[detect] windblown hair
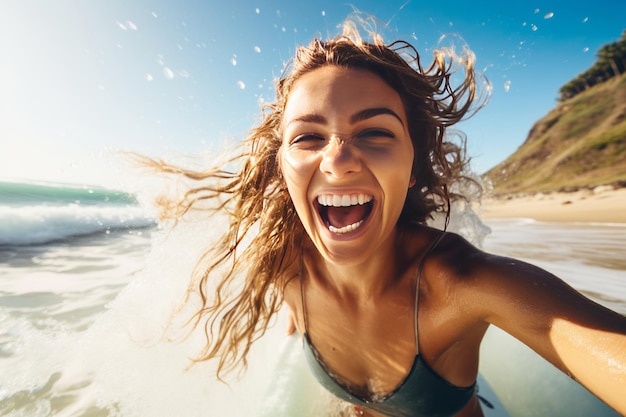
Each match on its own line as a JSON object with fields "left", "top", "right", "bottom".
{"left": 148, "top": 18, "right": 488, "bottom": 378}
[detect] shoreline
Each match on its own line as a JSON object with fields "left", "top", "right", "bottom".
{"left": 480, "top": 186, "right": 626, "bottom": 224}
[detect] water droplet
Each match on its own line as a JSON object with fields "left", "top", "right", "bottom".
{"left": 145, "top": 73, "right": 153, "bottom": 81}
{"left": 504, "top": 80, "right": 511, "bottom": 92}
{"left": 534, "top": 8, "right": 540, "bottom": 14}
{"left": 151, "top": 11, "right": 158, "bottom": 18}
{"left": 544, "top": 12, "right": 553, "bottom": 19}
{"left": 253, "top": 46, "right": 261, "bottom": 53}
{"left": 322, "top": 10, "right": 326, "bottom": 16}
{"left": 116, "top": 21, "right": 127, "bottom": 31}
{"left": 163, "top": 67, "right": 174, "bottom": 79}
{"left": 127, "top": 21, "right": 138, "bottom": 30}
{"left": 583, "top": 47, "right": 589, "bottom": 52}
{"left": 582, "top": 17, "right": 589, "bottom": 23}
{"left": 255, "top": 8, "right": 260, "bottom": 14}
{"left": 237, "top": 81, "right": 246, "bottom": 89}
{"left": 231, "top": 55, "right": 237, "bottom": 66}
{"left": 531, "top": 24, "right": 538, "bottom": 31}
{"left": 281, "top": 27, "right": 286, "bottom": 32}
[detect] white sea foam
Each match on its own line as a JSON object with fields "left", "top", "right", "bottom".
{"left": 0, "top": 204, "right": 155, "bottom": 246}
{"left": 0, "top": 198, "right": 623, "bottom": 416}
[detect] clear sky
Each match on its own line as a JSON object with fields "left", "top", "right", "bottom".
{"left": 1, "top": 0, "right": 624, "bottom": 188}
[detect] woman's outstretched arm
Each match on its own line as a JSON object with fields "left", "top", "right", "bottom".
{"left": 462, "top": 247, "right": 626, "bottom": 415}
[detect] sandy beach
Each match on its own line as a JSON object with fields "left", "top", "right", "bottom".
{"left": 480, "top": 186, "right": 626, "bottom": 224}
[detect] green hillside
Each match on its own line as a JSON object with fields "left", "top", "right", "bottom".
{"left": 484, "top": 31, "right": 626, "bottom": 195}
{"left": 484, "top": 72, "right": 626, "bottom": 195}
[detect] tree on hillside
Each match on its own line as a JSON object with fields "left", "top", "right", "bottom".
{"left": 559, "top": 30, "right": 626, "bottom": 101}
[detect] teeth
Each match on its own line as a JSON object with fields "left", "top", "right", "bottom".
{"left": 329, "top": 220, "right": 364, "bottom": 234}
{"left": 317, "top": 193, "right": 373, "bottom": 207}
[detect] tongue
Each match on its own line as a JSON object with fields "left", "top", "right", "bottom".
{"left": 326, "top": 205, "right": 368, "bottom": 228}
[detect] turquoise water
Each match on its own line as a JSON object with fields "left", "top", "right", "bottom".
{"left": 0, "top": 181, "right": 137, "bottom": 207}
{"left": 0, "top": 180, "right": 155, "bottom": 246}
{"left": 0, "top": 184, "right": 623, "bottom": 417}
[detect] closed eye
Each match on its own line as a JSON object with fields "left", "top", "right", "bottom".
{"left": 291, "top": 133, "right": 325, "bottom": 144}
{"left": 356, "top": 129, "right": 396, "bottom": 139}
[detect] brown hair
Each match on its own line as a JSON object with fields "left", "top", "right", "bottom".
{"left": 147, "top": 18, "right": 488, "bottom": 378}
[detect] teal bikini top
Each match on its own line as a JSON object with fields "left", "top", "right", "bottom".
{"left": 300, "top": 233, "right": 476, "bottom": 417}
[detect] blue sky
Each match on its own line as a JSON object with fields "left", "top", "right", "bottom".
{"left": 1, "top": 0, "right": 624, "bottom": 187}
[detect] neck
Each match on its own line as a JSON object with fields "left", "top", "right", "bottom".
{"left": 305, "top": 229, "right": 408, "bottom": 299}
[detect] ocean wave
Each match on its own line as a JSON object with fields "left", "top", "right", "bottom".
{"left": 0, "top": 204, "right": 156, "bottom": 246}
{"left": 0, "top": 180, "right": 137, "bottom": 207}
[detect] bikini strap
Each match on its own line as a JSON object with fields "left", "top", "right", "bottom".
{"left": 301, "top": 230, "right": 446, "bottom": 348}
{"left": 299, "top": 254, "right": 309, "bottom": 333}
{"left": 414, "top": 231, "right": 447, "bottom": 354}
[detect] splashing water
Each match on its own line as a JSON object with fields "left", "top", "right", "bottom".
{"left": 1, "top": 178, "right": 619, "bottom": 417}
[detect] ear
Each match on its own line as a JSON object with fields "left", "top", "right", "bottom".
{"left": 409, "top": 175, "right": 416, "bottom": 188}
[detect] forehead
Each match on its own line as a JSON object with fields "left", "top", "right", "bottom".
{"left": 282, "top": 66, "right": 406, "bottom": 124}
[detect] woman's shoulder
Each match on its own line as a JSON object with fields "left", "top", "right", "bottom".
{"left": 413, "top": 226, "right": 560, "bottom": 306}
{"left": 404, "top": 225, "right": 494, "bottom": 287}
{"left": 404, "top": 225, "right": 483, "bottom": 264}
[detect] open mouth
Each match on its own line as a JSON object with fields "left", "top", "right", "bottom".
{"left": 316, "top": 193, "right": 374, "bottom": 234}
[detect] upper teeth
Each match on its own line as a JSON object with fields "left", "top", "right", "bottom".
{"left": 317, "top": 194, "right": 373, "bottom": 207}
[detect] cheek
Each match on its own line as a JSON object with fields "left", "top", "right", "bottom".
{"left": 389, "top": 146, "right": 414, "bottom": 183}
{"left": 279, "top": 150, "right": 314, "bottom": 218}
{"left": 280, "top": 148, "right": 319, "bottom": 189}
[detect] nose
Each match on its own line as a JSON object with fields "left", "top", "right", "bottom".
{"left": 319, "top": 136, "right": 361, "bottom": 178}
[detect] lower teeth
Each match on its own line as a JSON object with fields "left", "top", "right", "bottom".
{"left": 328, "top": 220, "right": 364, "bottom": 234}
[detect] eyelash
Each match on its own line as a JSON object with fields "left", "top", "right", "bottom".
{"left": 292, "top": 129, "right": 395, "bottom": 144}
{"left": 292, "top": 133, "right": 324, "bottom": 143}
{"left": 357, "top": 129, "right": 395, "bottom": 139}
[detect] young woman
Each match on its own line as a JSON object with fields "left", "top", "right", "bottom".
{"left": 150, "top": 20, "right": 626, "bottom": 417}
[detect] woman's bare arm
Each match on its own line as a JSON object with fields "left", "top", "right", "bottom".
{"left": 462, "top": 248, "right": 626, "bottom": 414}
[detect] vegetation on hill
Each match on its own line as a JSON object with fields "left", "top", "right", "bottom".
{"left": 484, "top": 34, "right": 626, "bottom": 196}
{"left": 559, "top": 31, "right": 626, "bottom": 101}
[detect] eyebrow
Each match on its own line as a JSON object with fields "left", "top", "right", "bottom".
{"left": 350, "top": 107, "right": 405, "bottom": 127}
{"left": 287, "top": 107, "right": 405, "bottom": 128}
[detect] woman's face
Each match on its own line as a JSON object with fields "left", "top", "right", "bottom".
{"left": 279, "top": 66, "right": 415, "bottom": 264}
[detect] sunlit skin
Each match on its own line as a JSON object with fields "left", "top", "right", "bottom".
{"left": 279, "top": 66, "right": 626, "bottom": 417}
{"left": 280, "top": 66, "right": 415, "bottom": 269}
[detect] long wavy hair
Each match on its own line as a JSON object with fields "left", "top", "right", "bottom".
{"left": 146, "top": 18, "right": 488, "bottom": 378}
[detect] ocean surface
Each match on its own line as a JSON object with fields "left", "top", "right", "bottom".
{"left": 0, "top": 180, "right": 624, "bottom": 417}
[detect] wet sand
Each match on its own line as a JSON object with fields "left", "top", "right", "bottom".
{"left": 480, "top": 186, "right": 626, "bottom": 223}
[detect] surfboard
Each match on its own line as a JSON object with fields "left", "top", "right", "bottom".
{"left": 477, "top": 373, "right": 511, "bottom": 417}
{"left": 259, "top": 333, "right": 511, "bottom": 417}
{"left": 479, "top": 326, "right": 619, "bottom": 417}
